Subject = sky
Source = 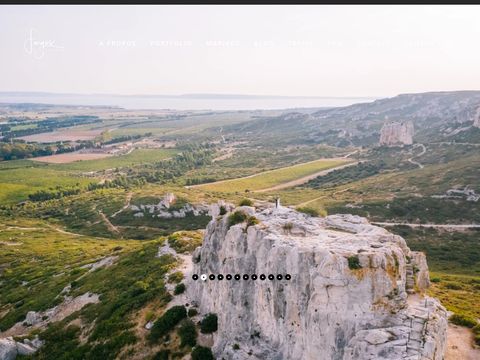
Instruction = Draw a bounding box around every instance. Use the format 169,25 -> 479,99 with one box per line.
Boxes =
1,5 -> 480,97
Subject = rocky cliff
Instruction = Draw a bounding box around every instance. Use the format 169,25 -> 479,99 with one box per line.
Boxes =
188,206 -> 447,360
474,107 -> 480,128
379,121 -> 414,146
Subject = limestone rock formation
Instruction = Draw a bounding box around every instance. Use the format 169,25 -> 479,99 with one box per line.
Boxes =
474,107 -> 480,128
188,206 -> 447,360
0,336 -> 43,360
379,121 -> 414,146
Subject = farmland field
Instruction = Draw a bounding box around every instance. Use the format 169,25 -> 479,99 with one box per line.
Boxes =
0,167 -> 93,204
194,158 -> 348,193
18,129 -> 104,143
33,152 -> 113,164
50,148 -> 178,171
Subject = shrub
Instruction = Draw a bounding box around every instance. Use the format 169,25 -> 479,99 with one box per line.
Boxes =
191,346 -> 214,360
148,305 -> 187,342
145,311 -> 155,322
174,283 -> 186,295
200,313 -> 218,334
219,205 -> 227,215
152,350 -> 170,360
233,343 -> 240,350
297,207 -> 319,217
282,222 -> 293,234
228,211 -> 248,227
168,271 -> 184,284
473,324 -> 480,346
239,199 -> 253,206
188,308 -> 198,317
247,216 -> 259,227
193,254 -> 201,263
177,319 -> 197,347
445,282 -> 462,290
430,277 -> 441,283
347,255 -> 362,270
449,313 -> 477,328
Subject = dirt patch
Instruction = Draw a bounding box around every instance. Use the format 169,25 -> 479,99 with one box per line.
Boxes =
445,324 -> 480,360
33,152 -> 112,163
19,129 -> 103,143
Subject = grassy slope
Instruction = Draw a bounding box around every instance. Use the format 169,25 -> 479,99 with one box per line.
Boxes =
0,167 -> 93,204
0,217 -> 140,331
196,159 -> 347,193
0,217 -> 178,360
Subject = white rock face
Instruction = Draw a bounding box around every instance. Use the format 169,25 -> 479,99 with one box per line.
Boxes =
474,107 -> 480,128
188,207 -> 447,360
0,336 -> 43,360
379,121 -> 414,146
0,338 -> 17,360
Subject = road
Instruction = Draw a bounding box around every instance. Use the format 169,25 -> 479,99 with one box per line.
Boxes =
255,162 -> 359,193
187,157 -> 354,190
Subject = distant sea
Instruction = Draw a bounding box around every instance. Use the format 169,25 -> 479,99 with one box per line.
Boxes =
0,93 -> 379,111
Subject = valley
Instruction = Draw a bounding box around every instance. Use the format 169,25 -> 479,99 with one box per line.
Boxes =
0,91 -> 479,359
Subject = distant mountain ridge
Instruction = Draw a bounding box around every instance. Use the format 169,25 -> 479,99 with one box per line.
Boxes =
219,91 -> 480,147
0,91 -> 378,100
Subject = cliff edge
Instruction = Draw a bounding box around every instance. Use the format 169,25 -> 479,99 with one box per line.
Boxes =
188,206 -> 447,360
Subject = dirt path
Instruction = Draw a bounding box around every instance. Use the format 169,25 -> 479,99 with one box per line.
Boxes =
407,143 -> 426,169
294,187 -> 352,208
111,192 -> 133,218
98,210 -> 121,235
187,157 -> 353,190
46,224 -> 85,237
255,162 -> 359,193
445,324 -> 480,360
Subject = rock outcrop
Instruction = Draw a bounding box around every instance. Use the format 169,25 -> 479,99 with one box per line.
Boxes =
474,107 -> 480,128
188,206 -> 447,360
0,336 -> 43,360
379,121 -> 414,146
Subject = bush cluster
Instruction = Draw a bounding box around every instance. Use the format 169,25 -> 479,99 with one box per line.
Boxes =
200,313 -> 218,334
228,211 -> 248,227
148,305 -> 187,342
239,198 -> 253,206
177,319 -> 197,347
347,255 -> 362,270
191,346 -> 214,360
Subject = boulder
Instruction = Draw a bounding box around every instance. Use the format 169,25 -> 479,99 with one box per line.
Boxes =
0,338 -> 17,360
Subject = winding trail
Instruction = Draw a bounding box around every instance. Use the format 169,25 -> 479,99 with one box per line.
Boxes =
407,143 -> 426,169
111,192 -> 133,218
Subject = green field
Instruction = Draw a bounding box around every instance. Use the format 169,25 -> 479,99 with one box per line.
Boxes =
195,159 -> 347,193
0,167 -> 93,204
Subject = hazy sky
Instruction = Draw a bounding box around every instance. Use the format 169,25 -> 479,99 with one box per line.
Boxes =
1,5 -> 479,97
